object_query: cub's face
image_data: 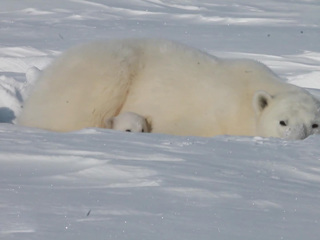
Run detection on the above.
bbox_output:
[105,112,151,133]
[253,91,320,140]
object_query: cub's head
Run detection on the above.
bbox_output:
[105,112,152,133]
[253,90,320,140]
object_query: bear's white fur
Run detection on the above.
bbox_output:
[105,112,151,133]
[17,39,320,139]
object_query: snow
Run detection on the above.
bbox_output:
[0,0,320,239]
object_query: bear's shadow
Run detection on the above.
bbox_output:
[0,107,16,123]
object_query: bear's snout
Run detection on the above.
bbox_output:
[285,124,308,140]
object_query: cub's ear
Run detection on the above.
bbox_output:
[145,116,152,132]
[104,117,114,129]
[253,91,273,115]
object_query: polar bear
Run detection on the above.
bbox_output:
[104,112,151,133]
[17,39,320,139]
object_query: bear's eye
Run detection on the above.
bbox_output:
[125,129,131,132]
[312,123,318,129]
[279,120,287,127]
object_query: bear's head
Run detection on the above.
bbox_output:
[104,112,152,133]
[253,90,320,140]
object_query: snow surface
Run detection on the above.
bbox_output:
[0,0,320,239]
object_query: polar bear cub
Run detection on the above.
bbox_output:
[104,112,151,133]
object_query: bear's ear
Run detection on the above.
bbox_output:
[104,117,114,129]
[253,91,273,115]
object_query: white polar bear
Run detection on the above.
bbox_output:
[104,112,151,133]
[17,39,320,140]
